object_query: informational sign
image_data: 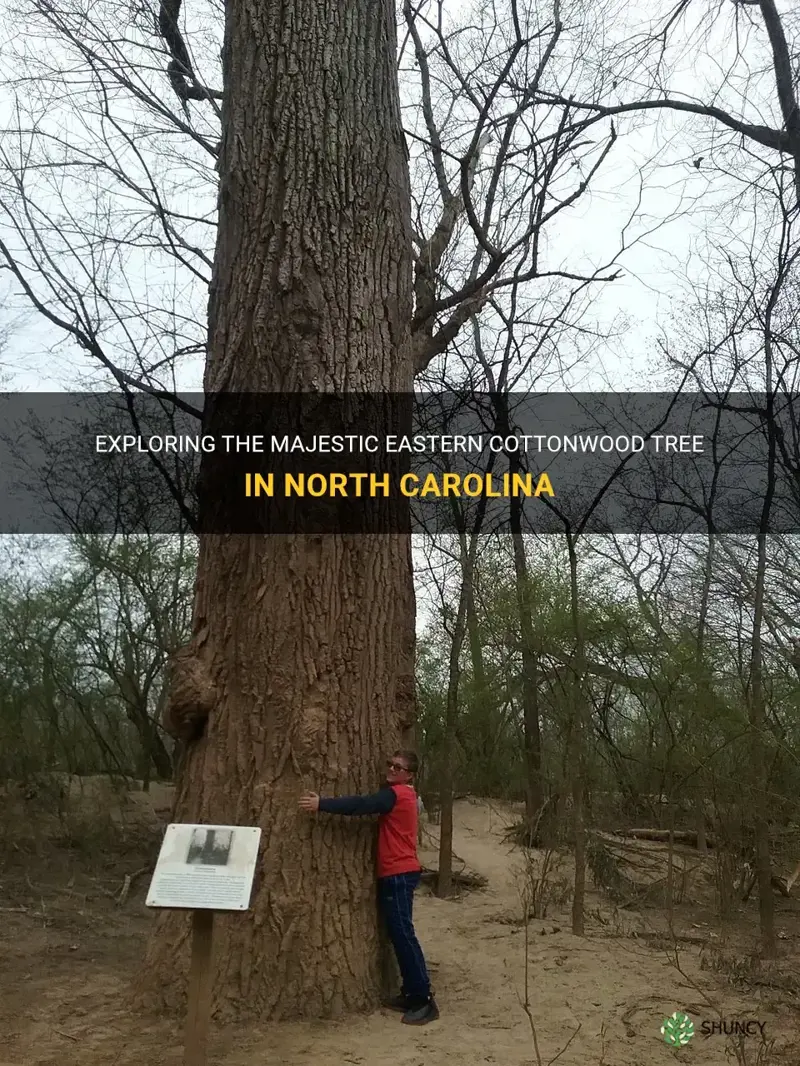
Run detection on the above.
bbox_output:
[146,824,261,911]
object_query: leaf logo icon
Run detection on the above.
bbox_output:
[661,1011,695,1046]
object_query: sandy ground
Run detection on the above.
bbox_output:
[1,796,799,1066]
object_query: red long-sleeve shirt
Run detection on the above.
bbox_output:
[318,783,421,878]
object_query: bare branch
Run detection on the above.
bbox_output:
[533,91,791,154]
[157,0,223,108]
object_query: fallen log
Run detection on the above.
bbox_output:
[741,858,800,901]
[614,828,714,848]
[419,866,488,890]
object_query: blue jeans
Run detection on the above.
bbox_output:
[377,871,431,1003]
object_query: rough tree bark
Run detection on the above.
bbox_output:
[136,0,416,1019]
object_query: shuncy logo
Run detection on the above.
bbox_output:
[661,1012,695,1046]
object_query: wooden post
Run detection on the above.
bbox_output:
[183,910,215,1066]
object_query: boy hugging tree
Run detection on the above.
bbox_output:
[298,750,438,1025]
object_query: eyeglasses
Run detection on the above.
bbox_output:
[386,760,409,773]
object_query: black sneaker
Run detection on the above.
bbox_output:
[401,997,439,1025]
[383,994,410,1012]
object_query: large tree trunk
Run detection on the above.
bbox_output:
[136,0,415,1020]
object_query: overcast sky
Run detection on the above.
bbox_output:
[1,0,786,393]
[0,0,795,634]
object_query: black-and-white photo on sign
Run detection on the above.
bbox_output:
[186,827,233,866]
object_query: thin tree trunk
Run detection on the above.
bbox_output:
[565,533,588,936]
[749,288,780,958]
[751,534,776,955]
[465,583,485,694]
[666,796,676,936]
[437,581,468,898]
[491,392,543,830]
[510,518,543,831]
[465,579,492,763]
[696,804,707,853]
[439,494,489,897]
[692,510,718,856]
[137,0,416,1019]
[127,702,173,781]
[118,638,173,780]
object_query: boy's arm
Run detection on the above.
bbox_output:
[319,788,397,816]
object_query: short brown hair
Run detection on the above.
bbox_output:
[394,750,418,774]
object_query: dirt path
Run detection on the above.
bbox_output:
[2,798,797,1065]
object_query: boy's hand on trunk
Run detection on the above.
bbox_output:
[299,792,320,812]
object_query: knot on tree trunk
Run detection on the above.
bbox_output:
[162,643,217,742]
